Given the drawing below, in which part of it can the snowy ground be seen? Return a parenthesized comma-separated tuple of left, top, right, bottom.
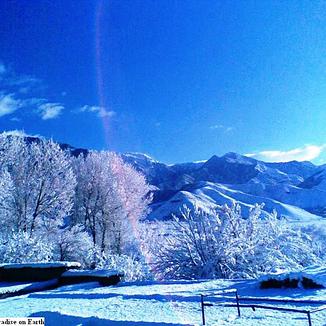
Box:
(0, 279, 58, 296)
(0, 279, 325, 325)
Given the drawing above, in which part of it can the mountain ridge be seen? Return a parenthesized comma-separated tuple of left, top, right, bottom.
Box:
(1, 133, 325, 223)
(121, 151, 325, 222)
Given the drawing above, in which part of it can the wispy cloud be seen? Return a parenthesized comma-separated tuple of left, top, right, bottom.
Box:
(38, 103, 64, 120)
(9, 75, 41, 87)
(0, 63, 42, 92)
(0, 63, 6, 75)
(0, 94, 22, 117)
(79, 105, 115, 118)
(246, 144, 326, 162)
(0, 61, 66, 121)
(10, 116, 21, 122)
(210, 124, 234, 133)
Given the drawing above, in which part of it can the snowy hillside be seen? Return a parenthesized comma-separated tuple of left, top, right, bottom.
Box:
(121, 152, 326, 223)
(149, 182, 323, 223)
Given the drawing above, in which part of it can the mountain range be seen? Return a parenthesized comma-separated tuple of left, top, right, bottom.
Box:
(121, 152, 326, 223)
(8, 134, 326, 224)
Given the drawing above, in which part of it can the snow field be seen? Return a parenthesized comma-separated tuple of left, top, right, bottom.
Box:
(0, 279, 325, 325)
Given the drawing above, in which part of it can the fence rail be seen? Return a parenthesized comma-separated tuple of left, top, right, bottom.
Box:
(239, 296, 326, 305)
(200, 291, 326, 326)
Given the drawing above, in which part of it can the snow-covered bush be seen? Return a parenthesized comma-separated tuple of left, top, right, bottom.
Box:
(53, 225, 95, 267)
(99, 254, 152, 281)
(151, 204, 323, 280)
(300, 225, 326, 261)
(0, 231, 53, 263)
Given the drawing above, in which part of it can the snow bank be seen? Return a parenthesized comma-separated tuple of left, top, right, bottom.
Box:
(0, 262, 81, 269)
(62, 269, 121, 278)
(60, 269, 123, 286)
(259, 265, 326, 289)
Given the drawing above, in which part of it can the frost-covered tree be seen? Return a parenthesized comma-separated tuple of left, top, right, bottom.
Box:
(0, 132, 151, 269)
(0, 168, 15, 231)
(53, 224, 94, 267)
(73, 151, 151, 256)
(108, 153, 152, 255)
(73, 152, 121, 253)
(0, 133, 76, 236)
(151, 204, 323, 280)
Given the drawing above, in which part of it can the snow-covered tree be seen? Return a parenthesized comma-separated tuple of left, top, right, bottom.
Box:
(53, 224, 94, 267)
(0, 168, 15, 231)
(151, 204, 323, 280)
(73, 151, 151, 257)
(0, 133, 76, 236)
(108, 153, 152, 255)
(0, 132, 152, 269)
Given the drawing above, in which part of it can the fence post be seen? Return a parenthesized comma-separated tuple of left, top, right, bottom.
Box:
(307, 311, 312, 326)
(201, 294, 206, 325)
(235, 290, 241, 317)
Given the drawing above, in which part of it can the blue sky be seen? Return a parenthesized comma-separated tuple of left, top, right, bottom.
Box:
(0, 1, 325, 164)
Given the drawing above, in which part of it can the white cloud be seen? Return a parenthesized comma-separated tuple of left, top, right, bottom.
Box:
(246, 144, 326, 162)
(80, 105, 115, 118)
(210, 124, 224, 130)
(8, 75, 41, 88)
(0, 62, 66, 121)
(38, 103, 64, 120)
(0, 94, 22, 117)
(23, 97, 46, 106)
(0, 62, 42, 94)
(210, 124, 234, 132)
(10, 117, 21, 122)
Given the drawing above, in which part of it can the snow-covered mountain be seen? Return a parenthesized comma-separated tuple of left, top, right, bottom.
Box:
(5, 133, 325, 223)
(121, 152, 326, 222)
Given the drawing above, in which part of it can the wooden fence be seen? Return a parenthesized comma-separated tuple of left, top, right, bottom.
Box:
(200, 289, 326, 326)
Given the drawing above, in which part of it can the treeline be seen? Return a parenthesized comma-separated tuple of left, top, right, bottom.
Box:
(0, 133, 152, 279)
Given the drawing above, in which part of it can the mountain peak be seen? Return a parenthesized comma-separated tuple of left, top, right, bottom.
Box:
(222, 152, 257, 165)
(123, 152, 157, 163)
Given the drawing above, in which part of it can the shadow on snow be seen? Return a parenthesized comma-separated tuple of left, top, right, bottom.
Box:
(29, 311, 192, 326)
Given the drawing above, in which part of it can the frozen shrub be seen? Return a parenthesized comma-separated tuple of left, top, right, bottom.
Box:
(99, 254, 152, 281)
(53, 225, 95, 267)
(151, 204, 323, 280)
(0, 231, 53, 263)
